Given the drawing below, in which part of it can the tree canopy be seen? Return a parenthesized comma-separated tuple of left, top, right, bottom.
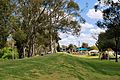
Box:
(96, 0, 120, 62)
(0, 0, 85, 58)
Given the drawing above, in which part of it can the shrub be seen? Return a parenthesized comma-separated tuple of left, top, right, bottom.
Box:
(109, 54, 115, 58)
(0, 49, 4, 58)
(0, 47, 19, 59)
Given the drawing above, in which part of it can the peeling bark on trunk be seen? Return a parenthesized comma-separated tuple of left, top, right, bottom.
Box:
(50, 34, 54, 54)
(53, 40, 57, 53)
(23, 47, 26, 58)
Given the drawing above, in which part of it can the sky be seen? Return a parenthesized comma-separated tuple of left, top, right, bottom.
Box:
(58, 0, 106, 47)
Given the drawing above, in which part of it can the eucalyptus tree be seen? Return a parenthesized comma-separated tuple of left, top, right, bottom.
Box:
(44, 0, 84, 53)
(95, 0, 120, 62)
(13, 0, 49, 57)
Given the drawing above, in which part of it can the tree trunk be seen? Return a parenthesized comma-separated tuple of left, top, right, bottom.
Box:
(115, 40, 118, 62)
(50, 34, 54, 54)
(53, 40, 57, 53)
(23, 47, 26, 58)
(28, 40, 32, 57)
(115, 32, 118, 62)
(31, 38, 35, 56)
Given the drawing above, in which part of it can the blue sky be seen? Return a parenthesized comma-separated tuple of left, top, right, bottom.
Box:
(59, 0, 105, 47)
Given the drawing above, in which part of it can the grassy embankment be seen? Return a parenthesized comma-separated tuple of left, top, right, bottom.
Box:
(0, 53, 120, 80)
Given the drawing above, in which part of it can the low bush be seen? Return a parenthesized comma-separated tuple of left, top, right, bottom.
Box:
(0, 47, 18, 59)
(0, 49, 4, 58)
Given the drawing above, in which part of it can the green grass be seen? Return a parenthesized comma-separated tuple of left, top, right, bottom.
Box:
(0, 53, 120, 80)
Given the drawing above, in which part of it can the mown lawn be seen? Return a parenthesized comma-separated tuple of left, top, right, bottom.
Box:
(0, 53, 120, 80)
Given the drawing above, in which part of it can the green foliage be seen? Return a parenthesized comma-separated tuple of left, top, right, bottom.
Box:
(0, 0, 12, 48)
(108, 53, 119, 58)
(109, 54, 115, 58)
(68, 44, 74, 50)
(13, 29, 27, 43)
(0, 47, 18, 59)
(97, 32, 114, 51)
(90, 45, 99, 50)
(0, 0, 84, 57)
(82, 42, 88, 48)
(0, 49, 4, 58)
(67, 1, 79, 10)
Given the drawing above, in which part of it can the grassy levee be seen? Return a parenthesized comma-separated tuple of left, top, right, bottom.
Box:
(0, 53, 120, 80)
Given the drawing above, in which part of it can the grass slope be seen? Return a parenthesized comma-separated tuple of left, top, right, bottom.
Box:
(0, 53, 120, 80)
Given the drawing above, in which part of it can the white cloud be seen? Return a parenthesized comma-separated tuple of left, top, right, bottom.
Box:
(58, 24, 106, 46)
(80, 33, 86, 37)
(59, 23, 101, 46)
(59, 32, 97, 46)
(59, 32, 78, 46)
(58, 32, 68, 39)
(87, 9, 103, 19)
(59, 34, 79, 46)
(113, 0, 119, 3)
(94, 2, 105, 7)
(80, 23, 94, 32)
(81, 23, 94, 29)
(80, 33, 96, 41)
(74, 33, 97, 46)
(89, 28, 106, 41)
(90, 28, 105, 34)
